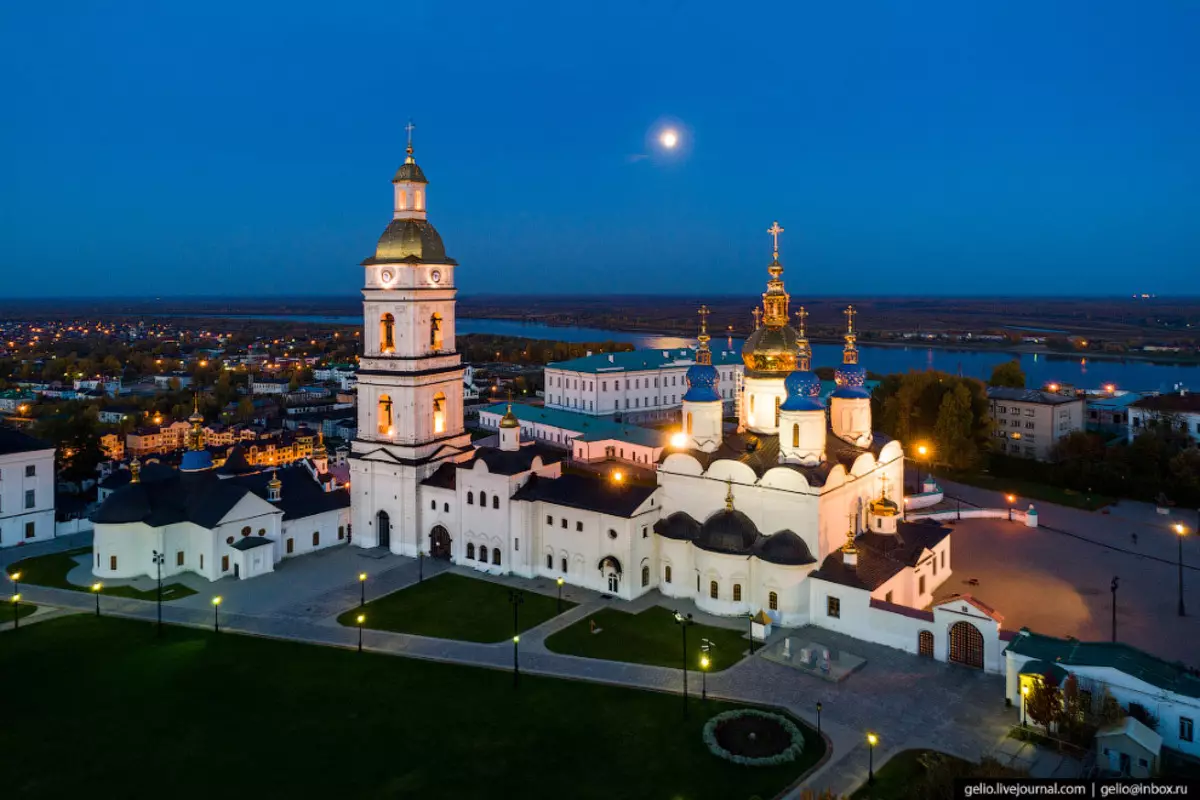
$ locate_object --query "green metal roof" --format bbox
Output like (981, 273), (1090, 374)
(479, 403), (668, 448)
(548, 348), (742, 374)
(1005, 628), (1200, 698)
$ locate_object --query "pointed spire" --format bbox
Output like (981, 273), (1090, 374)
(724, 477), (735, 511)
(843, 508), (858, 554)
(760, 221), (790, 327)
(842, 305), (859, 366)
(696, 305), (712, 366)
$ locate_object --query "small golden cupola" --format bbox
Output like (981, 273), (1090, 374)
(498, 398), (521, 452)
(869, 474), (901, 533)
(741, 221), (800, 376)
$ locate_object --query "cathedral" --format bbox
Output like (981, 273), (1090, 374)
(350, 139), (954, 627)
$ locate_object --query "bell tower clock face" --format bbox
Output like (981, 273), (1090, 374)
(429, 269), (442, 284)
(379, 268), (395, 286)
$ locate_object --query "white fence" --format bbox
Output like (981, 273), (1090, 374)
(56, 518), (94, 537)
(908, 506), (1038, 527)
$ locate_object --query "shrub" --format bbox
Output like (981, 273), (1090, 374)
(702, 709), (804, 767)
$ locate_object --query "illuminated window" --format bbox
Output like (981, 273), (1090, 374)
(733, 584), (742, 602)
(769, 591), (778, 611)
(430, 313), (443, 350)
(775, 397), (781, 426)
(792, 423), (799, 448)
(380, 313), (395, 352)
(432, 392), (446, 434)
(415, 189), (424, 210)
(686, 412), (693, 435)
(710, 580), (718, 599)
(397, 189), (407, 210)
(378, 395), (393, 435)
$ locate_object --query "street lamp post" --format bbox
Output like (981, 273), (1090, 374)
(359, 572), (367, 607)
(509, 589), (525, 688)
(1021, 685), (1029, 727)
(151, 550), (165, 636)
(1111, 576), (1119, 642)
(1176, 523), (1188, 617)
(556, 577), (565, 612)
(747, 612), (756, 656)
(673, 611), (694, 718)
(357, 614), (365, 652)
(92, 582), (103, 616)
(1006, 495), (1016, 522)
(8, 571), (20, 600)
(816, 702), (823, 737)
(11, 593), (20, 629)
(212, 596), (222, 632)
(867, 732), (879, 784)
(700, 639), (713, 701)
(418, 550), (425, 583)
(915, 444), (928, 493)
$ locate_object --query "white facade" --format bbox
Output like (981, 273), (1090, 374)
(1128, 392), (1200, 445)
(544, 351), (743, 416)
(0, 442), (56, 548)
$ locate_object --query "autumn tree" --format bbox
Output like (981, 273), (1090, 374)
(988, 359), (1026, 388)
(1025, 676), (1062, 732)
(934, 383), (978, 470)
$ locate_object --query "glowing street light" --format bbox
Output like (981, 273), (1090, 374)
(867, 732), (879, 784)
(1021, 685), (1030, 726)
(556, 576), (565, 612)
(914, 443), (930, 491)
(357, 614), (366, 652)
(212, 596), (222, 632)
(11, 593), (20, 630)
(670, 431), (687, 449)
(1176, 523), (1189, 617)
(92, 582), (103, 616)
(1006, 494), (1017, 521)
(359, 572), (367, 607)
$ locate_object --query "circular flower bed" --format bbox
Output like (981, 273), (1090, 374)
(702, 709), (805, 766)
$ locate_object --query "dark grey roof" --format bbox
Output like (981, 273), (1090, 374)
(421, 461), (457, 489)
(393, 159), (427, 184)
(695, 509), (760, 555)
(670, 430), (892, 483)
(1130, 392), (1200, 413)
(470, 443), (565, 476)
(0, 426), (52, 456)
(231, 466), (350, 521)
(811, 520), (951, 591)
(231, 536), (273, 551)
(654, 511), (701, 541)
(99, 462), (176, 490)
(91, 471), (255, 528)
(511, 472), (656, 518)
(986, 387), (1081, 406)
(752, 529), (816, 566)
(217, 444), (255, 475)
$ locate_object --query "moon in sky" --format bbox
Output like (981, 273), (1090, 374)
(659, 129), (679, 149)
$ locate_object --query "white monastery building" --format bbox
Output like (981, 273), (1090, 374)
(345, 144), (982, 666)
(90, 405), (350, 581)
(0, 428), (56, 548)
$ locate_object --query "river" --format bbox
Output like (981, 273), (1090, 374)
(191, 314), (1197, 392)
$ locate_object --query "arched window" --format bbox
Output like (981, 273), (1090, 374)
(492, 547), (501, 566)
(432, 392), (446, 434)
(430, 500), (436, 510)
(665, 565), (672, 584)
(709, 580), (718, 600)
(545, 554), (552, 569)
(750, 394), (755, 413)
(479, 491), (487, 507)
(467, 491), (474, 505)
(397, 189), (407, 210)
(686, 412), (693, 435)
(561, 556), (568, 573)
(774, 397), (781, 426)
(380, 313), (395, 353)
(792, 423), (799, 448)
(733, 584), (742, 602)
(467, 543), (475, 560)
(415, 189), (424, 210)
(492, 495), (499, 509)
(641, 565), (650, 587)
(377, 394), (393, 435)
(769, 591), (778, 611)
(430, 313), (443, 350)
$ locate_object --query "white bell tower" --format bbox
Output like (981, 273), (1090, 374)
(350, 123), (472, 555)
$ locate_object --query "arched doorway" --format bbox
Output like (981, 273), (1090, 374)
(429, 525), (451, 560)
(376, 511), (390, 549)
(918, 630), (934, 657)
(948, 621), (984, 669)
(598, 555), (621, 594)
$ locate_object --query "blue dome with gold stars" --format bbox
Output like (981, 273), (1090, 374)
(832, 364), (870, 399)
(683, 363), (721, 403)
(781, 369), (824, 411)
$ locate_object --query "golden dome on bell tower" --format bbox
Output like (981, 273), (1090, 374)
(741, 221), (800, 376)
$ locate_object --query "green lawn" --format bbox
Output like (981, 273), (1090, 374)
(545, 606), (750, 672)
(0, 616), (823, 800)
(337, 572), (574, 643)
(938, 471), (1114, 511)
(851, 749), (970, 800)
(8, 602), (38, 622)
(9, 547), (197, 601)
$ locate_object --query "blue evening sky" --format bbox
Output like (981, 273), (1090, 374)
(2, 1), (1198, 297)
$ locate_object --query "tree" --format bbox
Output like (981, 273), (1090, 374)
(934, 383), (978, 470)
(989, 360), (1026, 388)
(1025, 676), (1062, 732)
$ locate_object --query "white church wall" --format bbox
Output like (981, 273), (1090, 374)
(656, 537), (693, 598)
(751, 561), (812, 626)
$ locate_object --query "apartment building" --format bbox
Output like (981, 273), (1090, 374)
(987, 387), (1085, 460)
(0, 427), (56, 547)
(543, 348), (744, 419)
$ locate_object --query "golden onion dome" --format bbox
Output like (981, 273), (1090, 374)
(499, 404), (520, 429)
(742, 325), (800, 375)
(362, 218), (456, 266)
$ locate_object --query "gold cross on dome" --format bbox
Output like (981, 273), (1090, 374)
(844, 305), (857, 334)
(751, 307), (763, 330)
(794, 306), (808, 337)
(698, 304), (710, 335)
(405, 119), (416, 152)
(767, 221), (784, 257)
(880, 473), (890, 498)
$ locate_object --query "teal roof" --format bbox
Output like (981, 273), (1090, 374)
(549, 348), (742, 374)
(1019, 660), (1069, 683)
(480, 403), (668, 448)
(1085, 393), (1144, 409)
(1005, 628), (1200, 698)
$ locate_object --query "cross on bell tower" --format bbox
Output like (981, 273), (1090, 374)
(696, 305), (712, 366)
(843, 305), (859, 365)
(767, 221), (784, 260)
